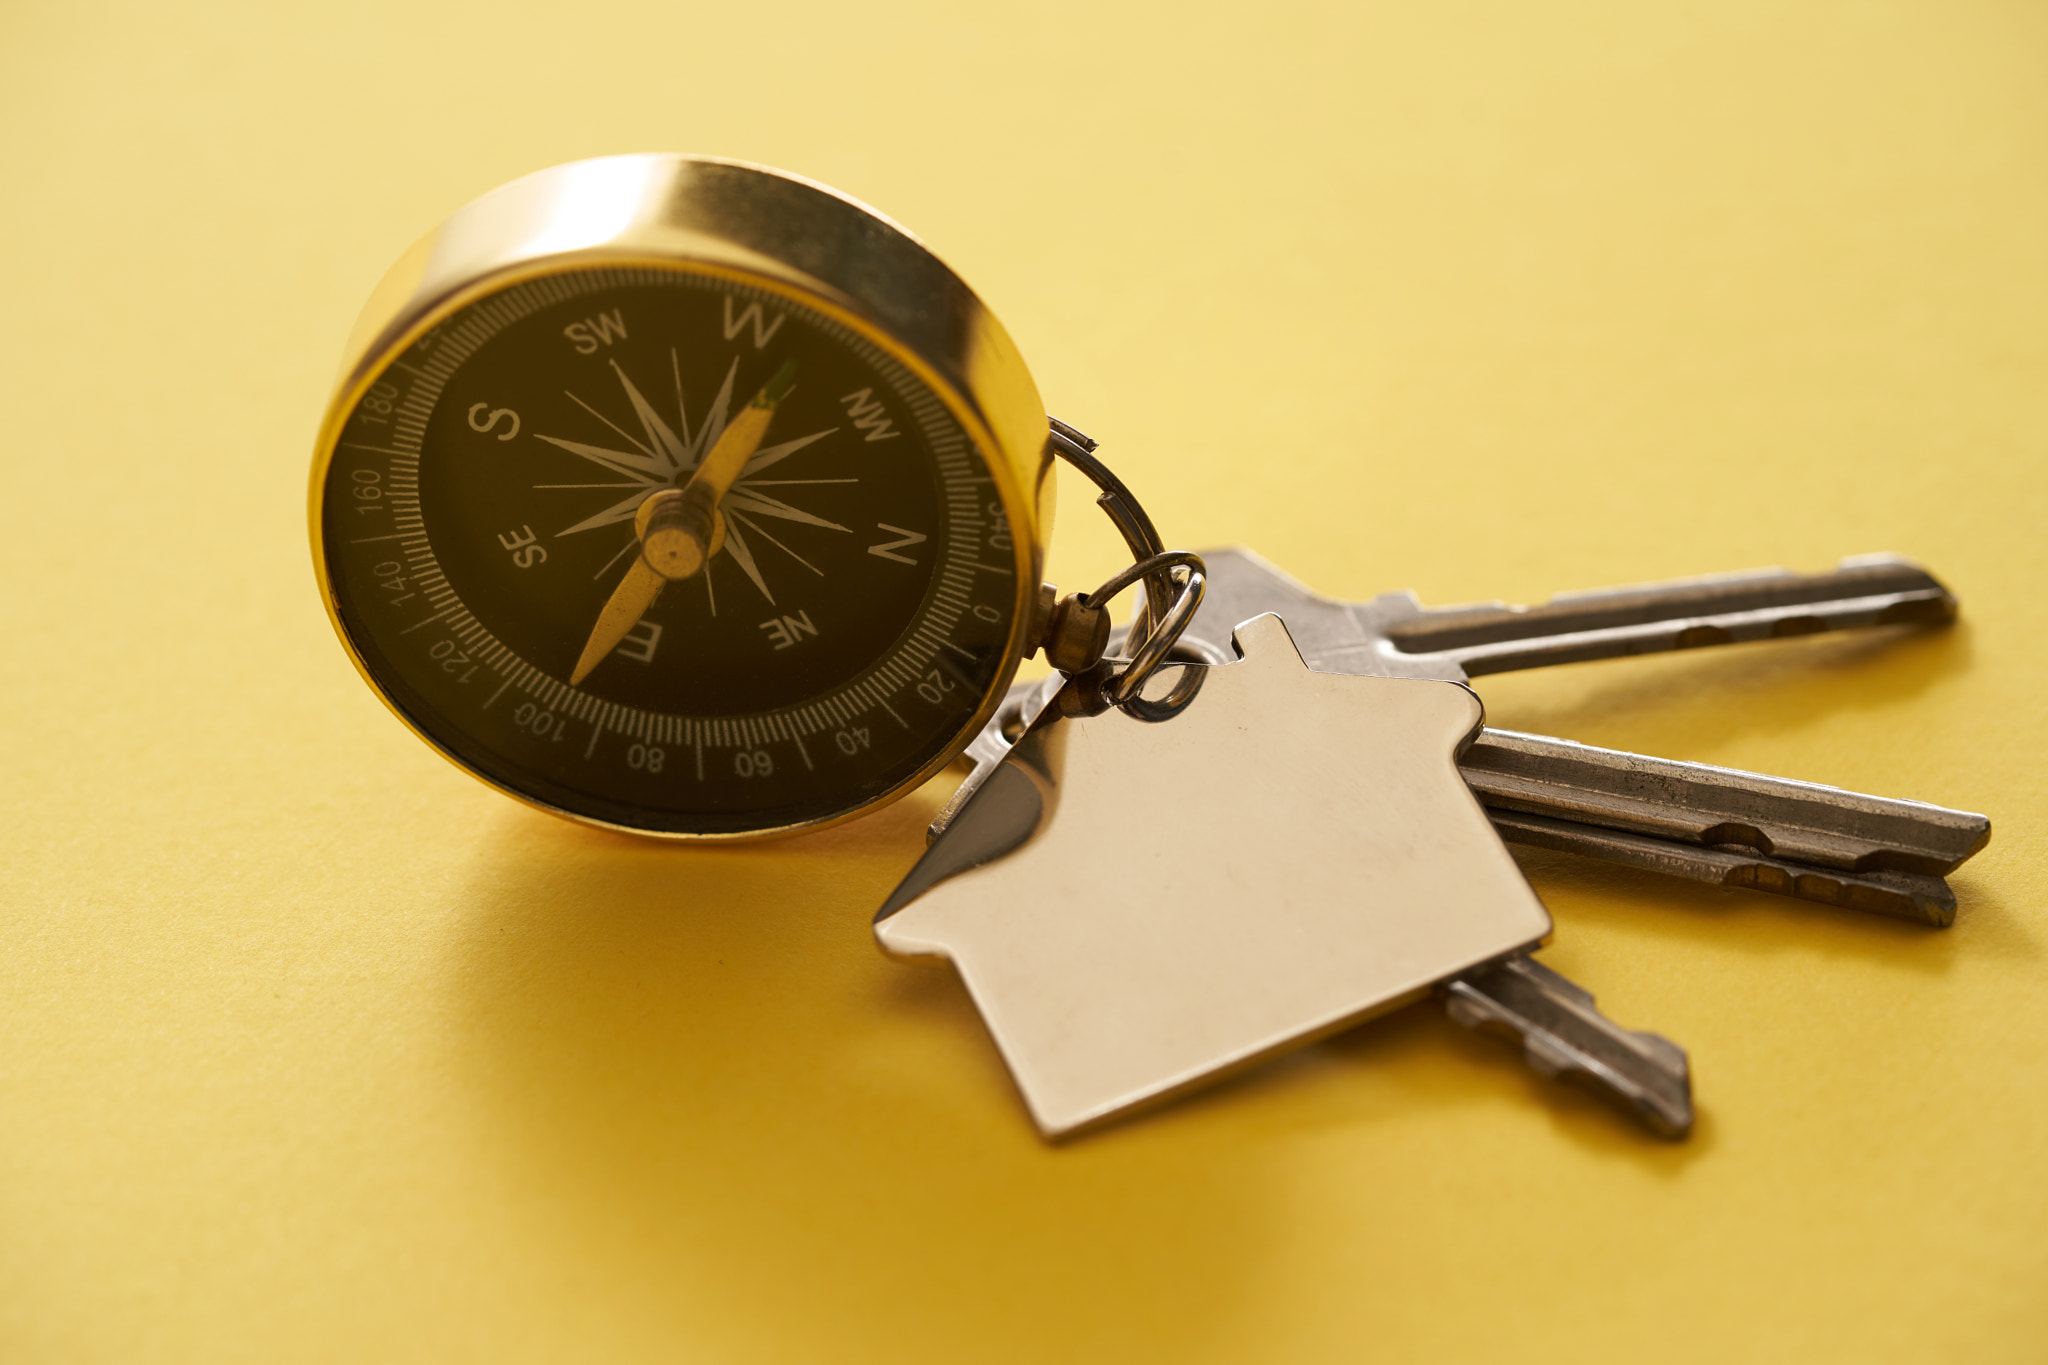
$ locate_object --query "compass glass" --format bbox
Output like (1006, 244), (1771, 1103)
(319, 266), (1026, 835)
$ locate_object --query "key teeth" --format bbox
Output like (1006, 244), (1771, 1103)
(1443, 959), (1695, 1140)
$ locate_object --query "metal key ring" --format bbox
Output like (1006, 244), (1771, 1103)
(1081, 549), (1208, 717)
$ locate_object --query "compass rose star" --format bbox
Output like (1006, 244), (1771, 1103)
(531, 347), (851, 601)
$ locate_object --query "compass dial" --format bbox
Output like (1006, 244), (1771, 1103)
(318, 265), (1030, 836)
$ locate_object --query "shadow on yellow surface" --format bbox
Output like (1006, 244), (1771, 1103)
(436, 787), (1288, 1351)
(416, 623), (2017, 1353)
(424, 771), (1766, 1351)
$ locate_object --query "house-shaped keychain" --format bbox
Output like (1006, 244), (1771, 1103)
(873, 613), (1593, 1137)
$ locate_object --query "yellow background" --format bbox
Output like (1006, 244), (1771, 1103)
(3, 1), (2043, 1359)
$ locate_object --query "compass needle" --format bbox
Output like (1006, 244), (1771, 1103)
(571, 556), (667, 685)
(567, 360), (798, 680)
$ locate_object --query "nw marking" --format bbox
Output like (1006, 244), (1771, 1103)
(840, 389), (899, 442)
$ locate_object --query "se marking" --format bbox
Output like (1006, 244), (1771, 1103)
(496, 525), (547, 569)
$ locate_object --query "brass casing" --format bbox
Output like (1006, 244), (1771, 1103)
(310, 154), (1054, 839)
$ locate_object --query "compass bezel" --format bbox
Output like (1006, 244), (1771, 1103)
(309, 155), (1053, 840)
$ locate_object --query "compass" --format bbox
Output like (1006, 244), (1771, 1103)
(310, 156), (1054, 839)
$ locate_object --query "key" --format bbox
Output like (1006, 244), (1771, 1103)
(940, 676), (1987, 926)
(883, 614), (1693, 1138)
(1151, 548), (1991, 924)
(1443, 955), (1691, 1138)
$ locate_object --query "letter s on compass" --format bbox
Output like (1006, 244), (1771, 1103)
(466, 403), (520, 440)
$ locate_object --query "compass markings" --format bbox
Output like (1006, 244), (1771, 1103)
(737, 428), (834, 478)
(723, 489), (848, 533)
(692, 357), (741, 465)
(726, 510), (824, 579)
(537, 433), (664, 480)
(565, 390), (661, 462)
(400, 604), (461, 635)
(608, 358), (687, 475)
(592, 536), (641, 581)
(719, 521), (774, 603)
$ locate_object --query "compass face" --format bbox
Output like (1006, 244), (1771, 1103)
(318, 266), (1028, 836)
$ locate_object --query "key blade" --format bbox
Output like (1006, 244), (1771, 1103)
(1442, 954), (1693, 1139)
(1376, 555), (1956, 679)
(1463, 728), (1991, 877)
(1490, 808), (1958, 925)
(929, 675), (1064, 842)
(1171, 549), (1958, 685)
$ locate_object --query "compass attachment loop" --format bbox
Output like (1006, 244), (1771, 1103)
(1079, 549), (1207, 717)
(1045, 417), (1206, 720)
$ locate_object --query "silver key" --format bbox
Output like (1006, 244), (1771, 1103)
(1155, 548), (1991, 924)
(884, 615), (1692, 1138)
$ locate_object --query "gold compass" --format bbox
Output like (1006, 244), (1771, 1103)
(310, 155), (1055, 839)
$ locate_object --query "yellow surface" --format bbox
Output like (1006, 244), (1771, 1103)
(2, 1), (2043, 1359)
